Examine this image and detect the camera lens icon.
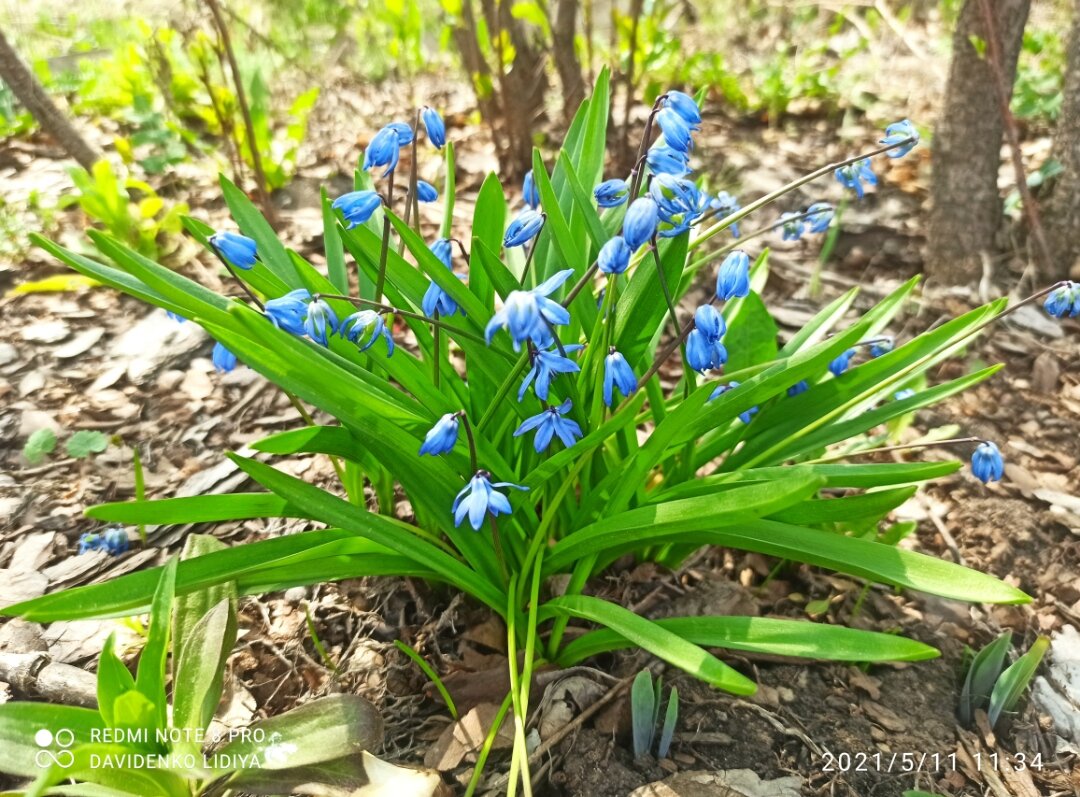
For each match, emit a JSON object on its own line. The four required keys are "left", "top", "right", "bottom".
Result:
{"left": 34, "top": 728, "right": 75, "bottom": 769}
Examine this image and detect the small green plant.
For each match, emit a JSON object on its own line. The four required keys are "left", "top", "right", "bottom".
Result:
{"left": 22, "top": 427, "right": 110, "bottom": 464}
{"left": 630, "top": 669, "right": 678, "bottom": 759}
{"left": 960, "top": 632, "right": 1049, "bottom": 728}
{"left": 0, "top": 536, "right": 383, "bottom": 796}
{"left": 65, "top": 160, "right": 188, "bottom": 260}
{"left": 1011, "top": 28, "right": 1065, "bottom": 123}
{"left": 22, "top": 429, "right": 58, "bottom": 465}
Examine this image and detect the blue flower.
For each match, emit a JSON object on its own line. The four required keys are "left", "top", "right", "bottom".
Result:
{"left": 646, "top": 144, "right": 691, "bottom": 177}
{"left": 881, "top": 119, "right": 919, "bottom": 158}
{"left": 421, "top": 106, "right": 446, "bottom": 148}
{"left": 835, "top": 159, "right": 877, "bottom": 199}
{"left": 829, "top": 348, "right": 856, "bottom": 376}
{"left": 651, "top": 175, "right": 704, "bottom": 236}
{"left": 716, "top": 250, "right": 751, "bottom": 300}
{"left": 364, "top": 126, "right": 401, "bottom": 176}
{"left": 523, "top": 170, "right": 541, "bottom": 209}
{"left": 422, "top": 238, "right": 460, "bottom": 318}
{"left": 453, "top": 471, "right": 528, "bottom": 530}
{"left": 894, "top": 388, "right": 916, "bottom": 400}
{"left": 341, "top": 310, "right": 394, "bottom": 356}
{"left": 102, "top": 527, "right": 129, "bottom": 555}
{"left": 265, "top": 289, "right": 312, "bottom": 336}
{"left": 504, "top": 208, "right": 545, "bottom": 248}
{"left": 209, "top": 231, "right": 258, "bottom": 270}
{"left": 594, "top": 178, "right": 630, "bottom": 208}
{"left": 212, "top": 341, "right": 238, "bottom": 373}
{"left": 787, "top": 380, "right": 809, "bottom": 396}
{"left": 419, "top": 413, "right": 459, "bottom": 456}
{"left": 598, "top": 236, "right": 632, "bottom": 275}
{"left": 1044, "top": 282, "right": 1080, "bottom": 318}
{"left": 332, "top": 190, "right": 381, "bottom": 229}
{"left": 869, "top": 337, "right": 894, "bottom": 357}
{"left": 780, "top": 211, "right": 805, "bottom": 241}
{"left": 77, "top": 532, "right": 103, "bottom": 555}
{"left": 485, "top": 269, "right": 574, "bottom": 350}
{"left": 709, "top": 380, "right": 758, "bottom": 423}
{"left": 519, "top": 343, "right": 582, "bottom": 400}
{"left": 709, "top": 191, "right": 741, "bottom": 237}
{"left": 694, "top": 304, "right": 725, "bottom": 341}
{"left": 603, "top": 349, "right": 637, "bottom": 406}
{"left": 304, "top": 297, "right": 339, "bottom": 347}
{"left": 971, "top": 441, "right": 1004, "bottom": 484}
{"left": 386, "top": 121, "right": 414, "bottom": 145}
{"left": 656, "top": 107, "right": 695, "bottom": 153}
{"left": 622, "top": 197, "right": 659, "bottom": 250}
{"left": 430, "top": 237, "right": 453, "bottom": 267}
{"left": 514, "top": 399, "right": 583, "bottom": 453}
{"left": 417, "top": 180, "right": 438, "bottom": 203}
{"left": 805, "top": 202, "right": 834, "bottom": 233}
{"left": 686, "top": 329, "right": 728, "bottom": 373}
{"left": 664, "top": 90, "right": 702, "bottom": 125}
{"left": 167, "top": 310, "right": 186, "bottom": 323}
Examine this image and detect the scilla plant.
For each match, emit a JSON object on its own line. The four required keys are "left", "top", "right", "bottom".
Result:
{"left": 6, "top": 71, "right": 1066, "bottom": 792}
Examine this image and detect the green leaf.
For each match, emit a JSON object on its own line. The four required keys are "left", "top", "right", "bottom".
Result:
{"left": 23, "top": 428, "right": 57, "bottom": 465}
{"left": 631, "top": 670, "right": 656, "bottom": 756}
{"left": 65, "top": 431, "right": 109, "bottom": 459}
{"left": 321, "top": 188, "right": 347, "bottom": 293}
{"left": 96, "top": 634, "right": 136, "bottom": 728}
{"left": 87, "top": 494, "right": 299, "bottom": 526}
{"left": 722, "top": 292, "right": 778, "bottom": 373}
{"left": 173, "top": 599, "right": 236, "bottom": 736}
{"left": 173, "top": 535, "right": 235, "bottom": 686}
{"left": 134, "top": 558, "right": 176, "bottom": 730}
{"left": 0, "top": 703, "right": 105, "bottom": 777}
{"left": 960, "top": 631, "right": 1011, "bottom": 725}
{"left": 219, "top": 174, "right": 296, "bottom": 285}
{"left": 539, "top": 595, "right": 757, "bottom": 695}
{"left": 987, "top": 636, "right": 1048, "bottom": 728}
{"left": 559, "top": 616, "right": 940, "bottom": 666}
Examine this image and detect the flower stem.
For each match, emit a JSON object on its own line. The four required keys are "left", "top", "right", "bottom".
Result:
{"left": 459, "top": 412, "right": 479, "bottom": 472}
{"left": 520, "top": 214, "right": 547, "bottom": 285}
{"left": 314, "top": 293, "right": 496, "bottom": 349}
{"left": 375, "top": 213, "right": 391, "bottom": 303}
{"left": 433, "top": 309, "right": 442, "bottom": 388}
{"left": 210, "top": 248, "right": 264, "bottom": 310}
{"left": 562, "top": 261, "right": 599, "bottom": 307}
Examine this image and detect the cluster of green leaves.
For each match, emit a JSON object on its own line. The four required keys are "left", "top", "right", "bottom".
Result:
{"left": 960, "top": 631, "right": 1050, "bottom": 729}
{"left": 0, "top": 535, "right": 383, "bottom": 796}
{"left": 8, "top": 71, "right": 1028, "bottom": 718}
{"left": 1012, "top": 28, "right": 1065, "bottom": 124}
{"left": 23, "top": 428, "right": 111, "bottom": 466}
{"left": 630, "top": 669, "right": 678, "bottom": 759}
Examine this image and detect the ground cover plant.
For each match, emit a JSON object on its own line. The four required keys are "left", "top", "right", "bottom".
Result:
{"left": 2, "top": 62, "right": 1078, "bottom": 796}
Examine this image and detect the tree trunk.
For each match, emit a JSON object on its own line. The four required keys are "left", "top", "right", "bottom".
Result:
{"left": 0, "top": 25, "right": 100, "bottom": 170}
{"left": 926, "top": 0, "right": 1030, "bottom": 285}
{"left": 552, "top": 0, "right": 585, "bottom": 121}
{"left": 1044, "top": 3, "right": 1080, "bottom": 279}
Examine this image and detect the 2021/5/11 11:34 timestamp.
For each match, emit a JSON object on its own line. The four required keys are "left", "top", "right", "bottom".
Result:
{"left": 818, "top": 750, "right": 1044, "bottom": 773}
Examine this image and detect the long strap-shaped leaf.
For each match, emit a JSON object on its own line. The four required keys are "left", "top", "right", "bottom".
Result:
{"left": 538, "top": 595, "right": 757, "bottom": 695}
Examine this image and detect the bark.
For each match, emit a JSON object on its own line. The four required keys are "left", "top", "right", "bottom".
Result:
{"left": 1044, "top": 3, "right": 1080, "bottom": 279}
{"left": 927, "top": 0, "right": 1030, "bottom": 284}
{"left": 0, "top": 25, "right": 100, "bottom": 170}
{"left": 552, "top": 0, "right": 586, "bottom": 121}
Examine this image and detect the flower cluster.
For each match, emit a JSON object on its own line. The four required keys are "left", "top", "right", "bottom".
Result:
{"left": 77, "top": 528, "right": 129, "bottom": 556}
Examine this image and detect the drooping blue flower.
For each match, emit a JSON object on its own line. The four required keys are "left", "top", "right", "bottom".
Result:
{"left": 708, "top": 381, "right": 758, "bottom": 423}
{"left": 779, "top": 211, "right": 805, "bottom": 241}
{"left": 664, "top": 90, "right": 702, "bottom": 125}
{"left": 694, "top": 303, "right": 725, "bottom": 341}
{"left": 598, "top": 236, "right": 632, "bottom": 275}
{"left": 452, "top": 471, "right": 528, "bottom": 530}
{"left": 651, "top": 175, "right": 704, "bottom": 236}
{"left": 829, "top": 348, "right": 857, "bottom": 376}
{"left": 265, "top": 289, "right": 312, "bottom": 336}
{"left": 523, "top": 170, "right": 540, "bottom": 209}
{"left": 881, "top": 119, "right": 919, "bottom": 158}
{"left": 304, "top": 297, "right": 339, "bottom": 347}
{"left": 212, "top": 342, "right": 238, "bottom": 373}
{"left": 430, "top": 237, "right": 453, "bottom": 267}
{"left": 894, "top": 388, "right": 916, "bottom": 401}
{"left": 419, "top": 413, "right": 459, "bottom": 456}
{"left": 504, "top": 209, "right": 545, "bottom": 248}
{"left": 422, "top": 238, "right": 460, "bottom": 318}
{"left": 835, "top": 159, "right": 877, "bottom": 199}
{"left": 971, "top": 441, "right": 1004, "bottom": 484}
{"left": 656, "top": 107, "right": 695, "bottom": 154}
{"left": 332, "top": 190, "right": 382, "bottom": 229}
{"left": 787, "top": 380, "right": 809, "bottom": 396}
{"left": 646, "top": 144, "right": 691, "bottom": 177}
{"left": 622, "top": 197, "right": 659, "bottom": 250}
{"left": 364, "top": 126, "right": 401, "bottom": 176}
{"left": 485, "top": 269, "right": 574, "bottom": 350}
{"left": 686, "top": 329, "right": 728, "bottom": 373}
{"left": 421, "top": 106, "right": 446, "bottom": 148}
{"left": 805, "top": 202, "right": 834, "bottom": 233}
{"left": 603, "top": 349, "right": 637, "bottom": 407}
{"left": 1044, "top": 282, "right": 1080, "bottom": 318}
{"left": 594, "top": 178, "right": 630, "bottom": 208}
{"left": 709, "top": 191, "right": 741, "bottom": 237}
{"left": 341, "top": 310, "right": 394, "bottom": 356}
{"left": 102, "top": 527, "right": 129, "bottom": 555}
{"left": 514, "top": 399, "right": 583, "bottom": 453}
{"left": 417, "top": 180, "right": 438, "bottom": 203}
{"left": 77, "top": 532, "right": 103, "bottom": 555}
{"left": 386, "top": 121, "right": 414, "bottom": 145}
{"left": 519, "top": 343, "right": 582, "bottom": 400}
{"left": 209, "top": 231, "right": 258, "bottom": 270}
{"left": 716, "top": 250, "right": 751, "bottom": 300}
{"left": 870, "top": 337, "right": 894, "bottom": 357}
